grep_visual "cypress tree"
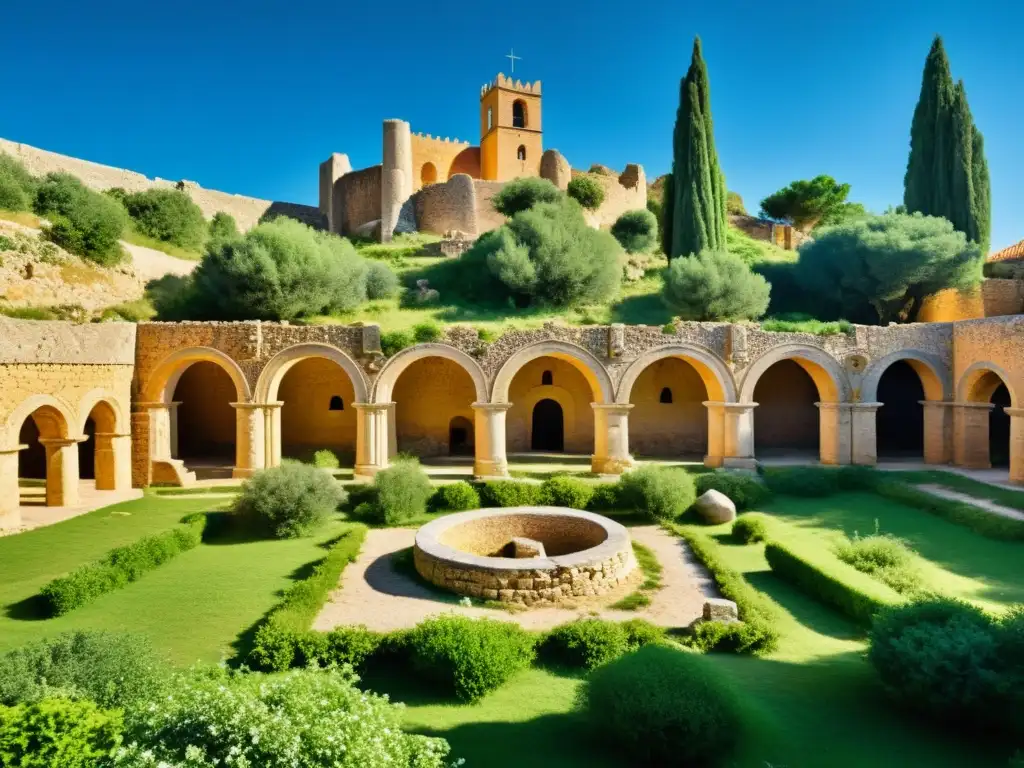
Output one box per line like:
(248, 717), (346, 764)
(904, 36), (990, 252)
(667, 37), (727, 260)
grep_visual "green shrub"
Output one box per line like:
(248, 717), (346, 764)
(430, 481), (480, 512)
(765, 541), (904, 626)
(406, 615), (536, 701)
(611, 209), (658, 254)
(115, 666), (451, 767)
(491, 176), (563, 216)
(122, 188), (206, 250)
(0, 153), (34, 212)
(234, 461), (345, 538)
(478, 480), (541, 507)
(538, 475), (594, 509)
(39, 514), (206, 615)
(464, 198), (622, 308)
(320, 626), (383, 669)
(874, 479), (1024, 540)
(695, 471), (770, 511)
(312, 449), (340, 469)
(207, 210), (240, 246)
(187, 218), (369, 320)
(248, 525), (367, 671)
(0, 631), (168, 709)
(371, 457), (433, 524)
(731, 514), (767, 544)
(835, 529), (922, 594)
(365, 259), (400, 299)
(0, 697), (123, 768)
(762, 466), (840, 497)
(34, 173), (126, 265)
(380, 329), (414, 356)
(619, 618), (665, 648)
(617, 466), (695, 521)
(412, 320), (443, 343)
(663, 249), (770, 321)
(587, 482), (622, 511)
(539, 619), (630, 670)
(581, 645), (743, 766)
(567, 175), (605, 210)
(726, 190), (746, 215)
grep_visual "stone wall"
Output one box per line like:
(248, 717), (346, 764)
(982, 280), (1024, 317)
(393, 357), (476, 456)
(332, 165), (382, 236)
(415, 174), (478, 236)
(410, 134), (475, 190)
(0, 137), (324, 232)
(574, 166), (647, 229)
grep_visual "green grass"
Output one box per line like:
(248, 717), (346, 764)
(121, 226), (204, 261)
(894, 468), (1024, 512)
(759, 316), (854, 335)
(609, 541), (662, 610)
(0, 209), (44, 228)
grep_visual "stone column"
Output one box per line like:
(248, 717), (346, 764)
(93, 432), (132, 491)
(921, 401), (954, 465)
(136, 402), (180, 460)
(1005, 407), (1024, 484)
(707, 402), (758, 469)
(849, 402), (882, 466)
(591, 403), (634, 475)
(230, 403), (266, 479)
(953, 402), (994, 469)
(703, 402), (725, 468)
(354, 403), (391, 479)
(0, 445), (24, 530)
(39, 437), (81, 507)
(388, 403), (398, 459)
(472, 403), (512, 479)
(816, 403), (852, 465)
(261, 402), (284, 469)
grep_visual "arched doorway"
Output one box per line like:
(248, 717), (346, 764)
(753, 360), (820, 458)
(421, 162), (437, 187)
(77, 400), (119, 489)
(513, 100), (527, 129)
(16, 403), (72, 507)
(278, 357), (357, 465)
(392, 356), (477, 459)
(627, 357), (709, 459)
(449, 416), (474, 455)
(532, 399), (564, 451)
(173, 361), (236, 476)
(876, 361), (925, 459)
(506, 355), (596, 456)
(991, 383), (1011, 468)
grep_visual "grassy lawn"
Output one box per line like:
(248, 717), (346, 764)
(121, 227), (204, 261)
(895, 468), (1024, 511)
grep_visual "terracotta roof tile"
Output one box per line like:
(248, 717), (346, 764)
(988, 239), (1024, 263)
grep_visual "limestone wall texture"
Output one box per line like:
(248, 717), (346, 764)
(415, 174), (478, 236)
(574, 166), (647, 229)
(952, 316), (1024, 403)
(410, 134), (475, 190)
(472, 180), (508, 235)
(0, 137), (324, 232)
(332, 166), (382, 236)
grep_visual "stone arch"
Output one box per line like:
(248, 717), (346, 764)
(421, 162), (438, 186)
(373, 344), (487, 404)
(513, 99), (527, 128)
(616, 344), (736, 404)
(739, 344), (849, 403)
(4, 394), (74, 447)
(6, 395), (76, 508)
(254, 343), (368, 404)
(491, 341), (614, 404)
(861, 350), (948, 403)
(78, 398), (125, 490)
(143, 347), (250, 404)
(76, 389), (126, 436)
(957, 361), (1018, 406)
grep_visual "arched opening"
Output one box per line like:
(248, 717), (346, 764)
(753, 360), (820, 458)
(449, 416), (474, 456)
(173, 361), (237, 476)
(393, 356), (477, 459)
(16, 404), (71, 507)
(512, 100), (527, 129)
(991, 383), (1012, 468)
(532, 399), (564, 451)
(876, 361), (926, 458)
(421, 162), (437, 187)
(517, 145), (527, 161)
(628, 358), (708, 458)
(278, 357), (357, 465)
(507, 355), (596, 456)
(78, 400), (119, 489)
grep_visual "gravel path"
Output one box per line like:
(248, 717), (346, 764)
(918, 484), (1024, 522)
(121, 241), (197, 282)
(313, 525), (712, 633)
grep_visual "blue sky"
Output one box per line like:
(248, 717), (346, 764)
(2, 0), (1021, 250)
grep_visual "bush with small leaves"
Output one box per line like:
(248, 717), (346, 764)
(412, 320), (443, 343)
(696, 471), (770, 511)
(380, 329), (414, 356)
(406, 615), (536, 701)
(539, 619), (630, 670)
(371, 458), (434, 524)
(0, 153), (35, 212)
(0, 697), (123, 768)
(430, 481), (481, 512)
(588, 482), (622, 511)
(617, 466), (695, 521)
(34, 173), (127, 265)
(567, 175), (605, 210)
(234, 461), (346, 538)
(581, 645), (743, 766)
(538, 476), (594, 509)
(835, 530), (922, 594)
(122, 188), (207, 250)
(312, 449), (340, 469)
(206, 211), (240, 247)
(478, 480), (542, 507)
(491, 176), (564, 216)
(365, 259), (400, 299)
(732, 514), (768, 544)
(611, 209), (658, 254)
(663, 249), (770, 321)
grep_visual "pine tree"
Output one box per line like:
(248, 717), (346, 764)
(666, 37), (727, 260)
(904, 36), (990, 252)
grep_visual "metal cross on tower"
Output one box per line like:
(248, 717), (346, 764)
(505, 48), (521, 74)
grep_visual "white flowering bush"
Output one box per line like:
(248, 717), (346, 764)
(110, 666), (453, 767)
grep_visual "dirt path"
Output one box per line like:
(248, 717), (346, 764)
(121, 241), (196, 282)
(313, 525), (712, 633)
(918, 484), (1024, 522)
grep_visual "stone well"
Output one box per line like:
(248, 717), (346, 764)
(413, 507), (636, 606)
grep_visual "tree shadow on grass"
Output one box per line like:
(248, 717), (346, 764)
(745, 570), (865, 642)
(609, 291), (671, 326)
(4, 593), (49, 621)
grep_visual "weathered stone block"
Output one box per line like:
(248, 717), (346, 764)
(695, 489), (737, 524)
(703, 598), (739, 623)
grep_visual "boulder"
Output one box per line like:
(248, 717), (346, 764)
(510, 537), (546, 558)
(695, 489), (736, 524)
(703, 598), (739, 623)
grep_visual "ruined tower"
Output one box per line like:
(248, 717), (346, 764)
(479, 74), (542, 181)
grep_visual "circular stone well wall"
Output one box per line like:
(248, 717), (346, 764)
(413, 507), (636, 606)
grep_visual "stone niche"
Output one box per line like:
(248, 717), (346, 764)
(412, 507), (636, 606)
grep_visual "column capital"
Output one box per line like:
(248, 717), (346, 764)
(1004, 408), (1024, 418)
(135, 401), (181, 411)
(815, 401), (857, 411)
(38, 437), (84, 448)
(0, 443), (28, 456)
(94, 432), (132, 439)
(704, 401), (757, 412)
(472, 402), (513, 412)
(848, 402), (884, 412)
(231, 401), (283, 411)
(591, 402), (634, 414)
(920, 400), (956, 408)
(951, 401), (996, 411)
(353, 402), (394, 413)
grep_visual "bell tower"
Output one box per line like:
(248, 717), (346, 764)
(479, 74), (543, 182)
